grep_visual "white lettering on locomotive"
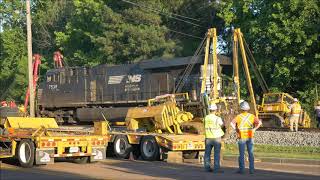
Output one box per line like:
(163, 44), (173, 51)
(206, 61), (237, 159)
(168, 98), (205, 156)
(124, 84), (140, 92)
(126, 74), (142, 83)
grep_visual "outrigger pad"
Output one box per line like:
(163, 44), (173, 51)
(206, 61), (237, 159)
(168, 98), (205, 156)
(4, 117), (59, 129)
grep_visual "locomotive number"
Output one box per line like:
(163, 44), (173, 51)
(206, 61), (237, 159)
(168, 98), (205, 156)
(48, 84), (58, 90)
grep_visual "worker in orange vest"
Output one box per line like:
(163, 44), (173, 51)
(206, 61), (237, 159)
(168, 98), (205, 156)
(231, 101), (262, 174)
(289, 98), (301, 132)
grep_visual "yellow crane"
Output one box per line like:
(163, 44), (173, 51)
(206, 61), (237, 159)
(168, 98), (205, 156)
(232, 29), (310, 128)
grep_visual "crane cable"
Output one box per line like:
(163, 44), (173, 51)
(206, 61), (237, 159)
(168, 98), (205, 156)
(242, 37), (269, 93)
(174, 34), (207, 93)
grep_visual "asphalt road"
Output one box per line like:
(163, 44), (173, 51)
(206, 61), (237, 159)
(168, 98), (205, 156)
(1, 158), (320, 180)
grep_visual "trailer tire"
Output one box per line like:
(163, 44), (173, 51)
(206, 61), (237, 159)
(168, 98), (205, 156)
(140, 136), (160, 161)
(113, 135), (132, 159)
(17, 139), (35, 168)
(73, 156), (89, 164)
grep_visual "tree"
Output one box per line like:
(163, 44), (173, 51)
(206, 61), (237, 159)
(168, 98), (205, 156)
(55, 0), (177, 66)
(0, 28), (28, 102)
(215, 0), (320, 124)
(0, 0), (28, 102)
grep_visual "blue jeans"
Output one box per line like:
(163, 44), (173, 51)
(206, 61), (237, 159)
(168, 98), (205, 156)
(238, 138), (254, 172)
(204, 138), (221, 171)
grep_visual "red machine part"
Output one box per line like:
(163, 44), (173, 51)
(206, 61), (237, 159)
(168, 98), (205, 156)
(24, 54), (42, 112)
(53, 51), (64, 68)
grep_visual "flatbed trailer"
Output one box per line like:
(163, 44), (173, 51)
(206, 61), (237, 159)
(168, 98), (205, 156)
(0, 117), (109, 167)
(105, 131), (205, 161)
(1, 117), (206, 167)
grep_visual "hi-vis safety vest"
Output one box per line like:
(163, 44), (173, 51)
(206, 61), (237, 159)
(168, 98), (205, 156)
(235, 112), (255, 139)
(291, 103), (302, 115)
(204, 114), (224, 138)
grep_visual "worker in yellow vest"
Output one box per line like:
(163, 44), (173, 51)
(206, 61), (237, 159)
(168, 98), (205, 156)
(289, 98), (301, 132)
(204, 103), (225, 173)
(231, 101), (262, 174)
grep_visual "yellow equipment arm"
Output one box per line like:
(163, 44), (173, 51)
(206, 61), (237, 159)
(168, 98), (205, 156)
(234, 28), (258, 116)
(200, 28), (219, 100)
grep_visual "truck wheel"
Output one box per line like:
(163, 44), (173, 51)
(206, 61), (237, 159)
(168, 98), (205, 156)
(73, 156), (89, 164)
(113, 135), (132, 159)
(17, 139), (35, 168)
(140, 136), (160, 161)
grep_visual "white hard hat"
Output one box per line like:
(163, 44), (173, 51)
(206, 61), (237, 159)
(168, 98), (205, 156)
(209, 103), (218, 111)
(239, 99), (245, 104)
(293, 98), (298, 102)
(240, 101), (250, 111)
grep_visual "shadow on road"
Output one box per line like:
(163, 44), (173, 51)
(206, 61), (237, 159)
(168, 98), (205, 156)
(1, 157), (320, 180)
(100, 159), (320, 180)
(0, 159), (97, 180)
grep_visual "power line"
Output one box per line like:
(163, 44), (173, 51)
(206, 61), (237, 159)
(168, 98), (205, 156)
(122, 0), (201, 22)
(121, 0), (205, 28)
(166, 29), (203, 39)
(121, 15), (203, 40)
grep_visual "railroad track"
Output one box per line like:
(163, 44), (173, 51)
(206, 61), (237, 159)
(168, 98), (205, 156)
(258, 127), (320, 133)
(60, 125), (320, 133)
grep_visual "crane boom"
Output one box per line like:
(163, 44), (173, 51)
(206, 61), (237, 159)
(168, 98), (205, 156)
(235, 28), (258, 116)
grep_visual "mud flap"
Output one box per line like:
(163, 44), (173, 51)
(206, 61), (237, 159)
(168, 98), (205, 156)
(35, 148), (54, 165)
(90, 147), (106, 162)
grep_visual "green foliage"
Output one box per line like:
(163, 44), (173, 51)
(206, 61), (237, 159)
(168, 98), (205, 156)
(215, 0), (320, 125)
(54, 0), (177, 66)
(0, 28), (28, 102)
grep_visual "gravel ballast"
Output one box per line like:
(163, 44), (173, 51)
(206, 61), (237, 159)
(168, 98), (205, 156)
(223, 131), (320, 147)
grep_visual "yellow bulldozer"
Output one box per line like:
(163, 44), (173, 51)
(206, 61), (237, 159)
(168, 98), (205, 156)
(258, 93), (311, 128)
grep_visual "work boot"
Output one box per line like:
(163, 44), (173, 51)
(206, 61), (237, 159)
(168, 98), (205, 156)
(236, 170), (245, 174)
(249, 169), (254, 174)
(205, 168), (212, 172)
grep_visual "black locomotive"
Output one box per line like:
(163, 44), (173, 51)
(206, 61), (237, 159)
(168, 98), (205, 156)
(37, 55), (231, 124)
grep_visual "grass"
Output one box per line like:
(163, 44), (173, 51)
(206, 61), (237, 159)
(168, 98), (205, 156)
(223, 144), (320, 160)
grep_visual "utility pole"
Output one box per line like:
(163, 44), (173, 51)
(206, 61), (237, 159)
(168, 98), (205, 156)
(26, 0), (35, 117)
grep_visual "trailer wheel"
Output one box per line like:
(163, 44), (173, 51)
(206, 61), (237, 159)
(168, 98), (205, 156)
(73, 156), (89, 164)
(113, 135), (132, 159)
(140, 136), (160, 161)
(17, 139), (35, 168)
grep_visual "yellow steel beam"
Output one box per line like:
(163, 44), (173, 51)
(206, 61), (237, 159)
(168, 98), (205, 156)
(212, 28), (219, 100)
(236, 28), (258, 116)
(233, 30), (240, 104)
(201, 28), (213, 94)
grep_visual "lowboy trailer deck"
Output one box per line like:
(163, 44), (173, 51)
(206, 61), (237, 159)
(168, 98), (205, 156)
(1, 117), (205, 167)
